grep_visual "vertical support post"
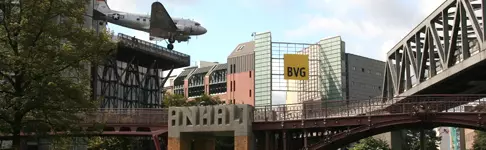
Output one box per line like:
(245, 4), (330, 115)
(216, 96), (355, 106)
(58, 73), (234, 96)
(420, 129), (425, 150)
(460, 128), (466, 150)
(303, 129), (308, 150)
(483, 0), (486, 42)
(265, 131), (271, 150)
(282, 131), (287, 150)
(153, 135), (161, 150)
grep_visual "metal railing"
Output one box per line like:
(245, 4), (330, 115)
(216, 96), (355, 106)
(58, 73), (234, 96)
(115, 33), (190, 65)
(82, 108), (168, 125)
(253, 95), (486, 122)
(78, 95), (486, 126)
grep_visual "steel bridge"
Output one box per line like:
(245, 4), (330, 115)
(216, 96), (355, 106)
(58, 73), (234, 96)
(12, 95), (485, 150)
(382, 0), (486, 100)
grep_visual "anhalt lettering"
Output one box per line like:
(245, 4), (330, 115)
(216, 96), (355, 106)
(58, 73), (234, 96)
(169, 105), (246, 127)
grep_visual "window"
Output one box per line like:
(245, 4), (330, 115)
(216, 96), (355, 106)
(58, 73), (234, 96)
(143, 19), (146, 21)
(361, 68), (365, 72)
(233, 81), (236, 91)
(237, 45), (245, 51)
(230, 81), (233, 91)
(249, 90), (252, 97)
(249, 71), (252, 78)
(136, 18), (140, 21)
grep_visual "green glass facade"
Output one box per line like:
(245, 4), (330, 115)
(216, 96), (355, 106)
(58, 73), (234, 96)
(317, 36), (346, 101)
(254, 32), (272, 107)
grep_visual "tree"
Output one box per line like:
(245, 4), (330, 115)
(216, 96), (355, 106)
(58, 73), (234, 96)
(350, 137), (390, 150)
(402, 129), (441, 150)
(163, 93), (189, 107)
(163, 93), (224, 107)
(472, 130), (486, 150)
(190, 94), (224, 106)
(472, 104), (486, 150)
(0, 0), (115, 149)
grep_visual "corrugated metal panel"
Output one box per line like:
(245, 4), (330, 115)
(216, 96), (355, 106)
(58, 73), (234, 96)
(192, 66), (213, 75)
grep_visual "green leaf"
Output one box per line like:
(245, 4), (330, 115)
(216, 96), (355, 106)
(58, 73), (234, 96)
(0, 0), (116, 148)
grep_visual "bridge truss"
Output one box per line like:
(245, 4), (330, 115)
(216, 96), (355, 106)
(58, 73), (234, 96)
(383, 0), (486, 98)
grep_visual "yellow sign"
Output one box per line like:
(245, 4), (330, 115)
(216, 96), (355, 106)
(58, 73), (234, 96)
(284, 54), (309, 80)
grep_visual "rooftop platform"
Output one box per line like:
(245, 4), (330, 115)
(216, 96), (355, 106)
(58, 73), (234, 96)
(115, 33), (190, 70)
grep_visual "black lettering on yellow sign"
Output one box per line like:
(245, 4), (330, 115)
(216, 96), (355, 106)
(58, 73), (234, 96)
(283, 54), (309, 80)
(287, 67), (306, 77)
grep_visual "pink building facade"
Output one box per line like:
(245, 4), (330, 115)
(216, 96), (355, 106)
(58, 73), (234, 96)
(171, 41), (255, 105)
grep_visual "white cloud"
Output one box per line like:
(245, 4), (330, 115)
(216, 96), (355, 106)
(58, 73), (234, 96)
(107, 0), (138, 13)
(285, 0), (446, 60)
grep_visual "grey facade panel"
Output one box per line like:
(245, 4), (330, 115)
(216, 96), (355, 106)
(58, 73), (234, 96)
(227, 53), (255, 74)
(345, 53), (385, 101)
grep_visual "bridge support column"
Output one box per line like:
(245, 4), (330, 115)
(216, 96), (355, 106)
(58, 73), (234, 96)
(235, 135), (252, 150)
(390, 130), (405, 150)
(168, 104), (254, 150)
(194, 136), (216, 150)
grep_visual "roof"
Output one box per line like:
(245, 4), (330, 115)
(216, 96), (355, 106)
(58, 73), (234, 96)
(175, 68), (196, 80)
(212, 63), (227, 71)
(228, 41), (255, 58)
(191, 66), (214, 75)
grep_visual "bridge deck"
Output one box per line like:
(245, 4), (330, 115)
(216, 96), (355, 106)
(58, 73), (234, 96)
(114, 33), (190, 69)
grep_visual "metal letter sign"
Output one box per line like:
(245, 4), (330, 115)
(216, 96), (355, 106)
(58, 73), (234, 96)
(284, 54), (309, 80)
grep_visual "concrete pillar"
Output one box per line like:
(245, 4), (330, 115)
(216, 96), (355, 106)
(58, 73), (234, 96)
(168, 105), (253, 150)
(194, 136), (215, 150)
(235, 135), (252, 150)
(168, 134), (216, 150)
(167, 137), (186, 150)
(390, 130), (405, 150)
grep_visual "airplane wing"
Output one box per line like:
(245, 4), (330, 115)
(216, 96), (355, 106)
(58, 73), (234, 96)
(92, 9), (107, 20)
(150, 2), (178, 38)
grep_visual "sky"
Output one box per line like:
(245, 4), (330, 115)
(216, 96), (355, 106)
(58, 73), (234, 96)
(106, 0), (447, 104)
(106, 0), (446, 63)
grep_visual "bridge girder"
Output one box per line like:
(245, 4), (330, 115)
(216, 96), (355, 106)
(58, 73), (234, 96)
(382, 0), (486, 98)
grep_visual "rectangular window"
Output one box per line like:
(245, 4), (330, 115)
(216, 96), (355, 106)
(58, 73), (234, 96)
(249, 89), (252, 97)
(249, 71), (252, 78)
(233, 81), (236, 91)
(230, 81), (233, 91)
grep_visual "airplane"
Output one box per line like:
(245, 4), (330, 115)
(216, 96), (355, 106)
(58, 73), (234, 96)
(93, 0), (207, 50)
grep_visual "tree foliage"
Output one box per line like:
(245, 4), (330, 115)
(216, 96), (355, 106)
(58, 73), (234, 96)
(163, 93), (224, 107)
(350, 137), (390, 150)
(163, 93), (189, 107)
(0, 0), (115, 148)
(402, 129), (441, 150)
(472, 130), (486, 150)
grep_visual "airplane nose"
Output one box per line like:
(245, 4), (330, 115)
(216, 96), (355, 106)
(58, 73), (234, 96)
(200, 27), (207, 34)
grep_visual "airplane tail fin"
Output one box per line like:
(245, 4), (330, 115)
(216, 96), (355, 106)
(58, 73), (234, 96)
(95, 0), (112, 14)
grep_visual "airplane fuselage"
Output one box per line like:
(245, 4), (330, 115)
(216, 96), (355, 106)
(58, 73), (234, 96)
(103, 11), (206, 41)
(94, 0), (206, 50)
